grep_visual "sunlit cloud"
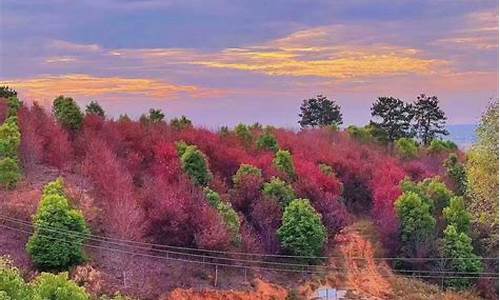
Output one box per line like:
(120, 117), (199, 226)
(45, 56), (78, 64)
(1, 74), (225, 102)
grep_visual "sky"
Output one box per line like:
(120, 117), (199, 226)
(0, 0), (498, 128)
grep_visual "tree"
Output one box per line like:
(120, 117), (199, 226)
(427, 140), (457, 153)
(53, 96), (83, 130)
(0, 116), (21, 159)
(234, 123), (253, 146)
(31, 272), (89, 300)
(0, 256), (33, 299)
(443, 154), (467, 196)
(0, 86), (17, 99)
(412, 94), (448, 145)
(440, 225), (483, 289)
(0, 157), (21, 189)
(204, 188), (241, 244)
(85, 101), (105, 117)
(232, 164), (262, 187)
(140, 108), (165, 124)
(27, 178), (90, 271)
(256, 132), (279, 152)
(6, 96), (22, 117)
(395, 137), (419, 159)
(273, 149), (296, 180)
(179, 144), (212, 186)
(262, 177), (296, 207)
(298, 95), (342, 128)
(170, 115), (192, 130)
(466, 100), (498, 256)
(370, 96), (413, 142)
(395, 191), (436, 257)
(443, 196), (470, 234)
(277, 198), (327, 257)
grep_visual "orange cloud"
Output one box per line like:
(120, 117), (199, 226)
(1, 74), (225, 101)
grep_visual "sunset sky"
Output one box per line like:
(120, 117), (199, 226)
(1, 0), (498, 128)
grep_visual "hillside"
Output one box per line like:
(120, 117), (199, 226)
(0, 98), (498, 299)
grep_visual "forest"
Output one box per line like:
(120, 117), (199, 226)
(0, 87), (498, 300)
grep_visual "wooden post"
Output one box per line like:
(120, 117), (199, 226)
(244, 268), (247, 283)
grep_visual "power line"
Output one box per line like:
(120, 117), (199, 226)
(2, 215), (497, 262)
(1, 223), (498, 278)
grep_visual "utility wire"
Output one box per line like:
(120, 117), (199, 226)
(1, 222), (498, 278)
(2, 214), (497, 262)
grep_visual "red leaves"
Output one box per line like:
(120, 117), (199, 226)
(18, 104), (73, 170)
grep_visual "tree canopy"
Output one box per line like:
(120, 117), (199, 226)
(298, 95), (342, 128)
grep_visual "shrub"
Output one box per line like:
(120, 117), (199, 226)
(179, 144), (212, 186)
(27, 179), (90, 271)
(256, 132), (279, 152)
(443, 196), (470, 234)
(394, 191), (436, 258)
(232, 164), (262, 186)
(53, 96), (84, 130)
(440, 225), (483, 289)
(0, 116), (21, 159)
(32, 272), (89, 300)
(262, 177), (296, 207)
(427, 139), (457, 153)
(85, 101), (105, 117)
(0, 157), (21, 189)
(0, 256), (32, 299)
(395, 137), (419, 159)
(443, 153), (467, 196)
(273, 149), (296, 180)
(277, 199), (327, 257)
(250, 198), (283, 253)
(170, 115), (192, 130)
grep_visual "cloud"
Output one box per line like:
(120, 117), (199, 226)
(108, 26), (447, 79)
(433, 10), (498, 50)
(1, 74), (225, 102)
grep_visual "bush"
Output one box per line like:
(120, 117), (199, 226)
(443, 196), (470, 234)
(204, 188), (241, 244)
(179, 144), (212, 186)
(53, 96), (84, 130)
(394, 191), (436, 258)
(395, 137), (419, 159)
(170, 115), (192, 130)
(0, 116), (21, 159)
(256, 132), (279, 152)
(273, 149), (296, 180)
(0, 256), (32, 300)
(262, 177), (296, 207)
(277, 198), (327, 257)
(232, 164), (262, 187)
(85, 101), (105, 117)
(427, 139), (457, 153)
(27, 178), (90, 271)
(0, 157), (21, 189)
(440, 225), (483, 289)
(32, 272), (89, 300)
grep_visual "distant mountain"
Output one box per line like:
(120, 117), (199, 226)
(447, 124), (476, 149)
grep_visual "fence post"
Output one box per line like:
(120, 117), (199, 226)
(214, 265), (218, 287)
